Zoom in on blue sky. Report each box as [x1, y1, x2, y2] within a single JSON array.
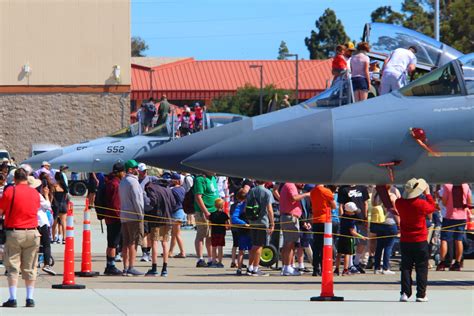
[[132, 0, 403, 60]]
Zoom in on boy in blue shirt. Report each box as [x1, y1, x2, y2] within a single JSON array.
[[231, 189, 252, 275]]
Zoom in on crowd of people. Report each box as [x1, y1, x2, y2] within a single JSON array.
[[332, 41, 417, 101]]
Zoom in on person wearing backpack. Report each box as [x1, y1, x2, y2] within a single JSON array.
[[245, 180, 275, 276], [141, 98, 156, 132], [193, 173, 219, 268], [103, 162, 126, 276]]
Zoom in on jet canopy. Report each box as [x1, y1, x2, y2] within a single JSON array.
[[399, 53, 474, 97]]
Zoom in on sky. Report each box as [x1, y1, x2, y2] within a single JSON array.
[[131, 0, 403, 60]]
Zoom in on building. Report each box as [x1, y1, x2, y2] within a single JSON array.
[[131, 58, 333, 109], [0, 0, 130, 160]]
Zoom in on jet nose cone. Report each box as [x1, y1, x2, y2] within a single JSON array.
[[22, 149, 64, 169], [49, 150, 94, 171], [183, 111, 334, 183], [136, 119, 253, 172]]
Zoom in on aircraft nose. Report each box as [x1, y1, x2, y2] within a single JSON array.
[[136, 119, 253, 172], [183, 110, 334, 183], [49, 150, 94, 171], [22, 149, 64, 169]]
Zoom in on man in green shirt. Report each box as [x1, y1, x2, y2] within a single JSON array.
[[194, 174, 219, 267], [156, 95, 170, 127]]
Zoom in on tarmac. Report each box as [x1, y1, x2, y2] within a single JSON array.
[[0, 197, 472, 315]]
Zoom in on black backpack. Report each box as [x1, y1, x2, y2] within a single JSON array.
[[183, 185, 195, 215], [245, 189, 261, 221], [94, 181, 107, 221], [144, 102, 156, 116]]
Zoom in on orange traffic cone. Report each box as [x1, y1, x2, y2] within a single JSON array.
[[310, 209, 343, 301], [76, 198, 99, 277], [52, 202, 86, 289]]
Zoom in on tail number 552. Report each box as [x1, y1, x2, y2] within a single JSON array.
[[106, 145, 125, 153]]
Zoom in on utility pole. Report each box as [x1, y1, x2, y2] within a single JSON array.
[[250, 65, 264, 115], [435, 0, 440, 41], [284, 53, 299, 104]]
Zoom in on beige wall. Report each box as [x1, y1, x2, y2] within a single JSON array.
[[0, 0, 130, 86]]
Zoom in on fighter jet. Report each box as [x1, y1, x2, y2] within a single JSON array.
[[183, 53, 474, 184], [136, 23, 463, 173], [22, 122, 141, 169], [48, 113, 246, 172]]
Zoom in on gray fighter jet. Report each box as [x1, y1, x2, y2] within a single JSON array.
[[136, 23, 463, 173], [47, 113, 246, 172], [183, 53, 474, 184]]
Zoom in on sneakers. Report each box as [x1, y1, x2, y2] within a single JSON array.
[[399, 293, 409, 302], [126, 267, 144, 276], [298, 267, 311, 273], [436, 262, 446, 271], [416, 296, 429, 302], [341, 269, 352, 276], [42, 265, 57, 276], [334, 268, 340, 276], [312, 270, 321, 277], [374, 269, 383, 274], [230, 262, 237, 268], [349, 266, 360, 274], [2, 299, 17, 308], [140, 253, 150, 262], [215, 262, 224, 268], [236, 268, 242, 276], [25, 299, 35, 308], [196, 259, 208, 268], [282, 268, 301, 276], [104, 266, 123, 276], [382, 269, 396, 275], [114, 254, 122, 262], [161, 269, 168, 277], [449, 262, 461, 271], [356, 264, 366, 274], [145, 269, 158, 276], [251, 269, 269, 277], [246, 268, 253, 276], [366, 256, 375, 269], [122, 269, 129, 276]]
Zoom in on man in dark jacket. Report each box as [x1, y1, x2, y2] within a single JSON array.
[[144, 179, 177, 277], [103, 162, 125, 275]]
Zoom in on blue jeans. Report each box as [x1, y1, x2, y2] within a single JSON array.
[[374, 225, 398, 270]]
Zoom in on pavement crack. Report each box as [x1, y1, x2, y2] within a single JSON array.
[[91, 288, 127, 315]]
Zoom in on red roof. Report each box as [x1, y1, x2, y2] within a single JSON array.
[[131, 58, 333, 101]]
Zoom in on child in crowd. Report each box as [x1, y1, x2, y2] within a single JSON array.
[[231, 189, 252, 275], [335, 202, 367, 276], [209, 198, 230, 268]]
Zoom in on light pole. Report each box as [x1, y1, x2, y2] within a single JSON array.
[[284, 53, 299, 105], [250, 64, 263, 115]]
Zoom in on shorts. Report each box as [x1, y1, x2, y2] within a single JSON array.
[[296, 230, 313, 248], [211, 233, 225, 247], [249, 227, 267, 247], [337, 236, 355, 255], [280, 214, 300, 245], [441, 219, 466, 241], [121, 221, 144, 247], [238, 234, 252, 251], [355, 222, 368, 246], [5, 229, 40, 281], [231, 229, 239, 248], [150, 225, 171, 242], [195, 212, 211, 240], [106, 222, 121, 248], [352, 76, 369, 91], [380, 71, 407, 95], [172, 209, 187, 223]]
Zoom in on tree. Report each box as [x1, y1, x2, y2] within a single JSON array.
[[370, 0, 473, 53], [131, 36, 148, 57], [305, 9, 350, 59], [211, 84, 291, 117], [277, 41, 289, 60]]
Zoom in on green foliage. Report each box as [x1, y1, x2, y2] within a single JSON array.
[[210, 84, 292, 117], [131, 36, 149, 57], [305, 9, 350, 59], [370, 0, 473, 53], [277, 41, 290, 60]]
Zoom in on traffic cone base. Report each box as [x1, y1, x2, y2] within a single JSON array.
[[52, 284, 86, 290], [310, 295, 344, 302], [75, 271, 100, 277]]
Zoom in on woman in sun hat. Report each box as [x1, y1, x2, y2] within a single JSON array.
[[395, 178, 436, 303]]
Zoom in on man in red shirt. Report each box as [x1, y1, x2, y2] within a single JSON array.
[[395, 178, 436, 303], [0, 168, 40, 308], [310, 184, 336, 276], [279, 183, 310, 276], [103, 162, 126, 276]]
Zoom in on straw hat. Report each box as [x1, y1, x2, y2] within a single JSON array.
[[27, 176, 42, 189], [402, 178, 428, 199]]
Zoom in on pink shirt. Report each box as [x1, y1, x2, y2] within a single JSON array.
[[442, 184, 471, 220], [279, 183, 302, 218]]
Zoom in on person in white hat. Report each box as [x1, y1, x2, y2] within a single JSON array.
[[395, 178, 436, 303]]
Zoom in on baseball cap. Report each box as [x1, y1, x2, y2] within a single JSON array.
[[170, 172, 181, 180], [345, 42, 356, 51], [344, 202, 360, 213], [112, 162, 125, 173], [138, 163, 147, 172], [124, 159, 139, 170], [60, 164, 69, 171]]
